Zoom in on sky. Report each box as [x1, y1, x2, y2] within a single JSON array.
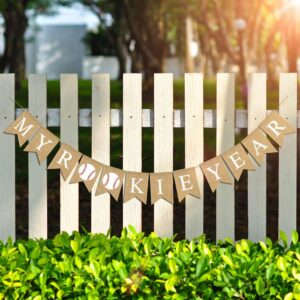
[[35, 3, 99, 30]]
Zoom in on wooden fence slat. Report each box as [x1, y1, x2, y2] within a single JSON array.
[[60, 74, 79, 233], [154, 73, 173, 237], [185, 73, 204, 239], [0, 74, 15, 241], [28, 74, 48, 238], [247, 73, 267, 242], [279, 73, 297, 237], [216, 73, 235, 241], [91, 74, 110, 233], [123, 74, 142, 230]]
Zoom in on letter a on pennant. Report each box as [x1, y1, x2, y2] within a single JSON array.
[[124, 172, 149, 204], [150, 172, 173, 204], [4, 111, 42, 146], [241, 128, 277, 165], [200, 156, 233, 192], [173, 168, 201, 202], [48, 143, 82, 180], [24, 127, 60, 163], [222, 144, 256, 181], [259, 111, 296, 146]]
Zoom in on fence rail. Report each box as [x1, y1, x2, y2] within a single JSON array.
[[0, 73, 298, 242]]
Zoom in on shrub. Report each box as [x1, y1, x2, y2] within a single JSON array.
[[0, 227, 299, 299]]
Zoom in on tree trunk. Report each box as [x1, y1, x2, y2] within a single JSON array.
[[0, 2, 28, 89]]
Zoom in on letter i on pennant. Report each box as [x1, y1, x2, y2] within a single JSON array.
[[48, 143, 82, 180], [200, 156, 233, 192], [4, 111, 42, 146], [150, 172, 173, 204], [24, 127, 60, 163]]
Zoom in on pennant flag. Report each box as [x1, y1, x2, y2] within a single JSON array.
[[222, 144, 255, 181], [241, 129, 277, 165], [48, 143, 82, 180], [150, 172, 173, 204], [24, 127, 59, 163], [4, 111, 42, 146], [200, 156, 233, 192], [124, 172, 149, 204], [259, 111, 296, 146], [173, 167, 201, 202], [96, 166, 125, 201], [70, 155, 103, 192]]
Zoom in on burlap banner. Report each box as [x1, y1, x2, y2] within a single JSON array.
[[124, 172, 149, 204], [4, 111, 42, 146], [70, 155, 103, 192], [4, 110, 297, 204], [259, 111, 296, 146], [200, 156, 233, 192], [241, 129, 277, 165], [48, 143, 82, 181], [150, 172, 173, 204], [96, 165, 125, 201], [173, 168, 201, 202], [24, 127, 60, 163], [222, 144, 255, 181]]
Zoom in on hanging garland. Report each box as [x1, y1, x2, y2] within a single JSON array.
[[4, 110, 295, 204]]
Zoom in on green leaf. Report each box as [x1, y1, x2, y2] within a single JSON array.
[[280, 231, 288, 248], [221, 255, 234, 268], [168, 259, 178, 274], [70, 240, 79, 254], [266, 264, 275, 281], [165, 276, 177, 293], [255, 277, 265, 296], [277, 257, 287, 272], [292, 231, 299, 245], [196, 255, 208, 277], [284, 293, 294, 300]]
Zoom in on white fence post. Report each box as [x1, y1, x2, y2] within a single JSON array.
[[28, 74, 48, 239]]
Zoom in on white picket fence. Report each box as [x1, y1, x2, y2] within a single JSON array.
[[0, 73, 297, 242]]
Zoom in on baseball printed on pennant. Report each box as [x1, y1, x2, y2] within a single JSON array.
[[102, 172, 121, 190], [78, 163, 97, 181]]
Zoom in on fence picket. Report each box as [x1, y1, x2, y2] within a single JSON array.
[[91, 74, 111, 233], [154, 73, 173, 237], [123, 74, 142, 230], [279, 73, 297, 237], [0, 74, 15, 241], [185, 73, 204, 239], [60, 74, 79, 233], [216, 73, 235, 241], [28, 74, 48, 238], [247, 73, 267, 242]]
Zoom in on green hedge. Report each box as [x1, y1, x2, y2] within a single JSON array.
[[0, 227, 300, 299]]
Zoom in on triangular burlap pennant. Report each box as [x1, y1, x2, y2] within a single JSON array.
[[95, 165, 125, 201], [150, 172, 173, 204], [4, 111, 42, 146], [48, 143, 82, 180], [69, 156, 103, 192], [24, 127, 60, 163], [259, 111, 296, 146], [124, 172, 149, 204], [241, 128, 277, 165], [200, 156, 233, 192], [222, 144, 256, 181], [173, 167, 201, 202]]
